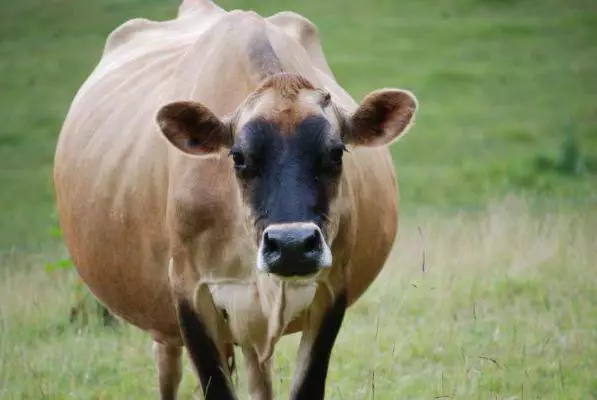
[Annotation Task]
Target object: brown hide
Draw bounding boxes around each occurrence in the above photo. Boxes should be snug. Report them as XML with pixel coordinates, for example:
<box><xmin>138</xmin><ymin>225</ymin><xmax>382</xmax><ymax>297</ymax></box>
<box><xmin>54</xmin><ymin>0</ymin><xmax>404</xmax><ymax>360</ymax></box>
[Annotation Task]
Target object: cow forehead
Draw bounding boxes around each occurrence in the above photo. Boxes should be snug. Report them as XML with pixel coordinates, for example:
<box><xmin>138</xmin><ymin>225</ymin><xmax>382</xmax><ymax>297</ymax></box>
<box><xmin>239</xmin><ymin>115</ymin><xmax>337</xmax><ymax>158</ymax></box>
<box><xmin>237</xmin><ymin>87</ymin><xmax>338</xmax><ymax>135</ymax></box>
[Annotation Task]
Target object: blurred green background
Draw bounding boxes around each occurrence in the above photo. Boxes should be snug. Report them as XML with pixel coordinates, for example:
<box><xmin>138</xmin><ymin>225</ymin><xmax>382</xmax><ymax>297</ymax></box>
<box><xmin>0</xmin><ymin>0</ymin><xmax>596</xmax><ymax>250</ymax></box>
<box><xmin>1</xmin><ymin>2</ymin><xmax>596</xmax><ymax>398</ymax></box>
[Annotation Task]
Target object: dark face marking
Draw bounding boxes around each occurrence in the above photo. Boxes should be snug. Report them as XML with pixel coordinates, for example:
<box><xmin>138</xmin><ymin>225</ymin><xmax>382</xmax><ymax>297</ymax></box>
<box><xmin>230</xmin><ymin>116</ymin><xmax>345</xmax><ymax>241</ymax></box>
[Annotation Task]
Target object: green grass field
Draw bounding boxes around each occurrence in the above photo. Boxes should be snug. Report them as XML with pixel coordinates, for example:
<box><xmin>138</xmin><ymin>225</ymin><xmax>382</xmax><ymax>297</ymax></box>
<box><xmin>1</xmin><ymin>0</ymin><xmax>596</xmax><ymax>398</ymax></box>
<box><xmin>2</xmin><ymin>201</ymin><xmax>596</xmax><ymax>398</ymax></box>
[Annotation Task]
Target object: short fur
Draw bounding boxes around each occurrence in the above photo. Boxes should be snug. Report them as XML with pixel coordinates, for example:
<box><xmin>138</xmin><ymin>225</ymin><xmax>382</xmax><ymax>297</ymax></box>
<box><xmin>54</xmin><ymin>1</ymin><xmax>417</xmax><ymax>399</ymax></box>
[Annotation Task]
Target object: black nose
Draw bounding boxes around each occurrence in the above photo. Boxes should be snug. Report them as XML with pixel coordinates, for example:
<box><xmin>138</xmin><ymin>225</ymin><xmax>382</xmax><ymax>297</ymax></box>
<box><xmin>260</xmin><ymin>224</ymin><xmax>327</xmax><ymax>277</ymax></box>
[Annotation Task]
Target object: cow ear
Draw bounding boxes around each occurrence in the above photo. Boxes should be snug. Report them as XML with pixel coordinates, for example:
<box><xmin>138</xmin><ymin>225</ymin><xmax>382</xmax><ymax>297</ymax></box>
<box><xmin>156</xmin><ymin>101</ymin><xmax>233</xmax><ymax>155</ymax></box>
<box><xmin>344</xmin><ymin>89</ymin><xmax>418</xmax><ymax>147</ymax></box>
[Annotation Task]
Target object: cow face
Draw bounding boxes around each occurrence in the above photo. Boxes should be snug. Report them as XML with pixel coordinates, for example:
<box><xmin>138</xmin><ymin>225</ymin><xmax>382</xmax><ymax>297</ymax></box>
<box><xmin>157</xmin><ymin>74</ymin><xmax>417</xmax><ymax>279</ymax></box>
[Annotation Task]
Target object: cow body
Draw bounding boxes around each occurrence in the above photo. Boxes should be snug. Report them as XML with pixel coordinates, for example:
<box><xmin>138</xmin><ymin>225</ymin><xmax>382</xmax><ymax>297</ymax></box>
<box><xmin>54</xmin><ymin>1</ymin><xmax>417</xmax><ymax>399</ymax></box>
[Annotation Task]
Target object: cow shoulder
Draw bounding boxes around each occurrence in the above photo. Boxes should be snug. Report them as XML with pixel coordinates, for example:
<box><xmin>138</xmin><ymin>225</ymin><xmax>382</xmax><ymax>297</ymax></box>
<box><xmin>178</xmin><ymin>0</ymin><xmax>222</xmax><ymax>17</ymax></box>
<box><xmin>103</xmin><ymin>18</ymin><xmax>160</xmax><ymax>56</ymax></box>
<box><xmin>103</xmin><ymin>3</ymin><xmax>225</xmax><ymax>58</ymax></box>
<box><xmin>267</xmin><ymin>12</ymin><xmax>317</xmax><ymax>44</ymax></box>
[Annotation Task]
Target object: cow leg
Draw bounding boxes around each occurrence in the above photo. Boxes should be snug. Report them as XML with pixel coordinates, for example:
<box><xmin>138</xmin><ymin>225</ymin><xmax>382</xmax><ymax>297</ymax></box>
<box><xmin>153</xmin><ymin>341</ymin><xmax>183</xmax><ymax>400</ymax></box>
<box><xmin>169</xmin><ymin>256</ymin><xmax>236</xmax><ymax>400</ymax></box>
<box><xmin>241</xmin><ymin>346</ymin><xmax>273</xmax><ymax>400</ymax></box>
<box><xmin>290</xmin><ymin>289</ymin><xmax>348</xmax><ymax>400</ymax></box>
<box><xmin>175</xmin><ymin>297</ymin><xmax>236</xmax><ymax>400</ymax></box>
<box><xmin>225</xmin><ymin>342</ymin><xmax>237</xmax><ymax>383</ymax></box>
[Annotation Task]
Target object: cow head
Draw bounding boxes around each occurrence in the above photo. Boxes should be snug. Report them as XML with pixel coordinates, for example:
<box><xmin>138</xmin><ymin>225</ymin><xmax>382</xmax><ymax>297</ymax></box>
<box><xmin>157</xmin><ymin>74</ymin><xmax>417</xmax><ymax>279</ymax></box>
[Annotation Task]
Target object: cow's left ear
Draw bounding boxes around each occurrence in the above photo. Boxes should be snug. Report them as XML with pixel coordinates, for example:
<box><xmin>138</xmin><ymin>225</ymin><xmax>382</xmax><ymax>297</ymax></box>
<box><xmin>344</xmin><ymin>89</ymin><xmax>418</xmax><ymax>147</ymax></box>
<box><xmin>156</xmin><ymin>101</ymin><xmax>233</xmax><ymax>156</ymax></box>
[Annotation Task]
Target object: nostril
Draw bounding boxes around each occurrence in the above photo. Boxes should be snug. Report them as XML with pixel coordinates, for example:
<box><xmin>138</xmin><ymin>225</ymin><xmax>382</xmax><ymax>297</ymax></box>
<box><xmin>303</xmin><ymin>231</ymin><xmax>320</xmax><ymax>254</ymax></box>
<box><xmin>263</xmin><ymin>232</ymin><xmax>279</xmax><ymax>254</ymax></box>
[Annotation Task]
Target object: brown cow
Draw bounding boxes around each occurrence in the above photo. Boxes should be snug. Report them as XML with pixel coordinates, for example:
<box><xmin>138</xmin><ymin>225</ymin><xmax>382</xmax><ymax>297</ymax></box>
<box><xmin>53</xmin><ymin>1</ymin><xmax>418</xmax><ymax>399</ymax></box>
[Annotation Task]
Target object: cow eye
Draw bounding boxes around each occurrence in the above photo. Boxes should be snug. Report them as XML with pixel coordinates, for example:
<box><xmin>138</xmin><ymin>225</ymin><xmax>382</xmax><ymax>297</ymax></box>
<box><xmin>230</xmin><ymin>149</ymin><xmax>245</xmax><ymax>167</ymax></box>
<box><xmin>329</xmin><ymin>144</ymin><xmax>346</xmax><ymax>165</ymax></box>
<box><xmin>229</xmin><ymin>148</ymin><xmax>246</xmax><ymax>168</ymax></box>
<box><xmin>229</xmin><ymin>147</ymin><xmax>259</xmax><ymax>179</ymax></box>
<box><xmin>232</xmin><ymin>152</ymin><xmax>245</xmax><ymax>167</ymax></box>
<box><xmin>323</xmin><ymin>144</ymin><xmax>346</xmax><ymax>175</ymax></box>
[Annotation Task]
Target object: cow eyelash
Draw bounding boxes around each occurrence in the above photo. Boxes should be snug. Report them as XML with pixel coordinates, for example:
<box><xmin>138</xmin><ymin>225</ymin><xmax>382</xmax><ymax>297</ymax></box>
<box><xmin>229</xmin><ymin>149</ymin><xmax>245</xmax><ymax>167</ymax></box>
<box><xmin>329</xmin><ymin>144</ymin><xmax>347</xmax><ymax>164</ymax></box>
<box><xmin>229</xmin><ymin>148</ymin><xmax>260</xmax><ymax>179</ymax></box>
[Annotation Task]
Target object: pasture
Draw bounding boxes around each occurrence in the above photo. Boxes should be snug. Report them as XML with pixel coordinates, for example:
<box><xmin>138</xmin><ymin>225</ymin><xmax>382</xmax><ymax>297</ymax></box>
<box><xmin>0</xmin><ymin>0</ymin><xmax>596</xmax><ymax>398</ymax></box>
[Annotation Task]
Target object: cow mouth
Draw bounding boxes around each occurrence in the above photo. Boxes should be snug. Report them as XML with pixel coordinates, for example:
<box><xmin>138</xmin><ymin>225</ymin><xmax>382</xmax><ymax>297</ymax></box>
<box><xmin>270</xmin><ymin>265</ymin><xmax>321</xmax><ymax>279</ymax></box>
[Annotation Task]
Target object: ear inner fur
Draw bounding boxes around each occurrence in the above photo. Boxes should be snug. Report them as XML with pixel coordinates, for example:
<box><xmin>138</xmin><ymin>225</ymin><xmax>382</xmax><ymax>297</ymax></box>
<box><xmin>347</xmin><ymin>89</ymin><xmax>417</xmax><ymax>147</ymax></box>
<box><xmin>157</xmin><ymin>101</ymin><xmax>232</xmax><ymax>154</ymax></box>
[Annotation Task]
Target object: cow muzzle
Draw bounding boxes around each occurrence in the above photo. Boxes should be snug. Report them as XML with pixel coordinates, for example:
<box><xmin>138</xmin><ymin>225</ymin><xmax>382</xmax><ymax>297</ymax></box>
<box><xmin>257</xmin><ymin>222</ymin><xmax>332</xmax><ymax>278</ymax></box>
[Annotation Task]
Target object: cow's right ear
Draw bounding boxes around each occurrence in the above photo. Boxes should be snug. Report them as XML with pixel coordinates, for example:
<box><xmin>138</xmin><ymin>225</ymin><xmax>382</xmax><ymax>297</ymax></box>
<box><xmin>156</xmin><ymin>101</ymin><xmax>233</xmax><ymax>155</ymax></box>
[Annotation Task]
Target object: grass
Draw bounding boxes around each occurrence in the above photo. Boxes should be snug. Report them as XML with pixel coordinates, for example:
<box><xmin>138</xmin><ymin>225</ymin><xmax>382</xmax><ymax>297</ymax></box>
<box><xmin>1</xmin><ymin>200</ymin><xmax>596</xmax><ymax>399</ymax></box>
<box><xmin>1</xmin><ymin>0</ymin><xmax>596</xmax><ymax>398</ymax></box>
<box><xmin>0</xmin><ymin>0</ymin><xmax>596</xmax><ymax>249</ymax></box>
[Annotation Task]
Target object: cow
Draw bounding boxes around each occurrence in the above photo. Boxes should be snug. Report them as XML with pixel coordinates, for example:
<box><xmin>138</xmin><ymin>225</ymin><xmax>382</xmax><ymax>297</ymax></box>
<box><xmin>53</xmin><ymin>1</ymin><xmax>418</xmax><ymax>399</ymax></box>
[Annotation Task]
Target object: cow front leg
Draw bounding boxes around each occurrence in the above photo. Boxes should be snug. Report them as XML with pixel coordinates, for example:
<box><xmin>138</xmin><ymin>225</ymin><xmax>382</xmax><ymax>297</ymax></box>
<box><xmin>290</xmin><ymin>289</ymin><xmax>348</xmax><ymax>400</ymax></box>
<box><xmin>169</xmin><ymin>255</ymin><xmax>236</xmax><ymax>400</ymax></box>
<box><xmin>175</xmin><ymin>296</ymin><xmax>236</xmax><ymax>399</ymax></box>
<box><xmin>153</xmin><ymin>341</ymin><xmax>183</xmax><ymax>400</ymax></box>
<box><xmin>242</xmin><ymin>346</ymin><xmax>273</xmax><ymax>400</ymax></box>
